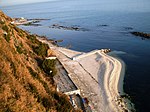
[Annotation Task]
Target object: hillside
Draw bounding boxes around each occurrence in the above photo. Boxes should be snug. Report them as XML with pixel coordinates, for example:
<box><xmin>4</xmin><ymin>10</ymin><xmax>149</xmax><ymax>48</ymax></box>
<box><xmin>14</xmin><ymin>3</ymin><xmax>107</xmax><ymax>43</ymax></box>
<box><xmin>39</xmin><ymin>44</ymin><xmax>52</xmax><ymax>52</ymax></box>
<box><xmin>0</xmin><ymin>10</ymin><xmax>76</xmax><ymax>112</ymax></box>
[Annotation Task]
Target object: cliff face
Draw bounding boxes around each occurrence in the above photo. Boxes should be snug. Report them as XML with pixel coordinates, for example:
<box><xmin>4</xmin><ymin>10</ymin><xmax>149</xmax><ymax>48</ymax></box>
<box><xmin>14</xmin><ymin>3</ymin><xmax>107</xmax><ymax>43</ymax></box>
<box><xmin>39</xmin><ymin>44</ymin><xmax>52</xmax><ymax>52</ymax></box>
<box><xmin>0</xmin><ymin>10</ymin><xmax>74</xmax><ymax>112</ymax></box>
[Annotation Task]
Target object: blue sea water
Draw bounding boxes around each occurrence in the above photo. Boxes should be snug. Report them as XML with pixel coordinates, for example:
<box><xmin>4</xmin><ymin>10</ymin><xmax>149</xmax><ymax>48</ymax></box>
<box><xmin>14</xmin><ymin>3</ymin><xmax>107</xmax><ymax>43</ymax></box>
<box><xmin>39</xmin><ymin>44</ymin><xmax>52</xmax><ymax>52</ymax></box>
<box><xmin>1</xmin><ymin>0</ymin><xmax>150</xmax><ymax>111</ymax></box>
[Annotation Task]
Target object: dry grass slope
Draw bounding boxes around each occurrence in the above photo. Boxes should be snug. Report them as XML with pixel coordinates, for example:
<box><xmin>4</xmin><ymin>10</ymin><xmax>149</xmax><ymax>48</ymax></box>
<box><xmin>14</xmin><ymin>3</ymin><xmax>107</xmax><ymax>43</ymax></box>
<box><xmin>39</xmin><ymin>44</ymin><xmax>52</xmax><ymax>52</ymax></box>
<box><xmin>0</xmin><ymin>10</ymin><xmax>79</xmax><ymax>112</ymax></box>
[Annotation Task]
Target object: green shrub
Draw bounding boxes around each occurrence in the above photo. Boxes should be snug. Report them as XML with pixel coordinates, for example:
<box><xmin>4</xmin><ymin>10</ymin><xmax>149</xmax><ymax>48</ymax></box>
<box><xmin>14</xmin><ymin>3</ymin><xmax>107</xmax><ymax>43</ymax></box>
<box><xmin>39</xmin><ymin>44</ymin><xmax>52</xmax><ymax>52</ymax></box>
<box><xmin>15</xmin><ymin>46</ymin><xmax>23</xmax><ymax>54</ymax></box>
<box><xmin>27</xmin><ymin>67</ymin><xmax>39</xmax><ymax>79</ymax></box>
<box><xmin>33</xmin><ymin>43</ymin><xmax>49</xmax><ymax>57</ymax></box>
<box><xmin>27</xmin><ymin>66</ymin><xmax>52</xmax><ymax>95</ymax></box>
<box><xmin>14</xmin><ymin>26</ymin><xmax>21</xmax><ymax>33</ymax></box>
<box><xmin>18</xmin><ymin>32</ymin><xmax>24</xmax><ymax>37</ymax></box>
<box><xmin>4</xmin><ymin>33</ymin><xmax>10</xmax><ymax>42</ymax></box>
<box><xmin>14</xmin><ymin>27</ymin><xmax>25</xmax><ymax>37</ymax></box>
<box><xmin>40</xmin><ymin>81</ymin><xmax>51</xmax><ymax>95</ymax></box>
<box><xmin>51</xmin><ymin>92</ymin><xmax>73</xmax><ymax>111</ymax></box>
<box><xmin>28</xmin><ymin>83</ymin><xmax>38</xmax><ymax>94</ymax></box>
<box><xmin>25</xmin><ymin>82</ymin><xmax>52</xmax><ymax>110</ymax></box>
<box><xmin>26</xmin><ymin>34</ymin><xmax>41</xmax><ymax>45</ymax></box>
<box><xmin>20</xmin><ymin>42</ymin><xmax>23</xmax><ymax>47</ymax></box>
<box><xmin>10</xmin><ymin>62</ymin><xmax>17</xmax><ymax>79</ymax></box>
<box><xmin>25</xmin><ymin>83</ymin><xmax>43</xmax><ymax>102</ymax></box>
<box><xmin>41</xmin><ymin>97</ymin><xmax>52</xmax><ymax>110</ymax></box>
<box><xmin>42</xmin><ymin>59</ymin><xmax>57</xmax><ymax>77</ymax></box>
<box><xmin>2</xmin><ymin>25</ymin><xmax>9</xmax><ymax>32</ymax></box>
<box><xmin>27</xmin><ymin>35</ymin><xmax>38</xmax><ymax>43</ymax></box>
<box><xmin>0</xmin><ymin>20</ymin><xmax>5</xmax><ymax>24</ymax></box>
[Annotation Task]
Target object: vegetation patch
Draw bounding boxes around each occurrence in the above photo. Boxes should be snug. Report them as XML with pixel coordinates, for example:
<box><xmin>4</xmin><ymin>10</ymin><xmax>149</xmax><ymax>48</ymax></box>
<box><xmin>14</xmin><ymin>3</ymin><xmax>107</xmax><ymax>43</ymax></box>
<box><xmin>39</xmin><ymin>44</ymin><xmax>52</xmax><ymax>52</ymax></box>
<box><xmin>2</xmin><ymin>25</ymin><xmax>9</xmax><ymax>32</ymax></box>
<box><xmin>41</xmin><ymin>97</ymin><xmax>52</xmax><ymax>111</ymax></box>
<box><xmin>27</xmin><ymin>67</ymin><xmax>39</xmax><ymax>79</ymax></box>
<box><xmin>27</xmin><ymin>34</ymin><xmax>39</xmax><ymax>44</ymax></box>
<box><xmin>4</xmin><ymin>33</ymin><xmax>11</xmax><ymax>42</ymax></box>
<box><xmin>25</xmin><ymin>83</ymin><xmax>53</xmax><ymax>110</ymax></box>
<box><xmin>0</xmin><ymin>20</ymin><xmax>5</xmax><ymax>24</ymax></box>
<box><xmin>42</xmin><ymin>59</ymin><xmax>57</xmax><ymax>77</ymax></box>
<box><xmin>52</xmin><ymin>92</ymin><xmax>73</xmax><ymax>111</ymax></box>
<box><xmin>12</xmin><ymin>26</ymin><xmax>24</xmax><ymax>37</ymax></box>
<box><xmin>28</xmin><ymin>66</ymin><xmax>53</xmax><ymax>96</ymax></box>
<box><xmin>33</xmin><ymin>43</ymin><xmax>49</xmax><ymax>57</ymax></box>
<box><xmin>0</xmin><ymin>11</ymin><xmax>76</xmax><ymax>112</ymax></box>
<box><xmin>10</xmin><ymin>62</ymin><xmax>18</xmax><ymax>79</ymax></box>
<box><xmin>15</xmin><ymin>45</ymin><xmax>23</xmax><ymax>54</ymax></box>
<box><xmin>25</xmin><ymin>83</ymin><xmax>42</xmax><ymax>101</ymax></box>
<box><xmin>40</xmin><ymin>81</ymin><xmax>51</xmax><ymax>95</ymax></box>
<box><xmin>13</xmin><ymin>26</ymin><xmax>21</xmax><ymax>33</ymax></box>
<box><xmin>27</xmin><ymin>66</ymin><xmax>51</xmax><ymax>95</ymax></box>
<box><xmin>27</xmin><ymin>83</ymin><xmax>38</xmax><ymax>94</ymax></box>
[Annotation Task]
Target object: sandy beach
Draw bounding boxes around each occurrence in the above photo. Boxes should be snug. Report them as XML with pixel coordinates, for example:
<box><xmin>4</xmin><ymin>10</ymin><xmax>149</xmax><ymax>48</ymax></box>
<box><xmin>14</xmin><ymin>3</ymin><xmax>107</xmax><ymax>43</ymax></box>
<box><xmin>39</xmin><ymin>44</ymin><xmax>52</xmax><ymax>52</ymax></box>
<box><xmin>38</xmin><ymin>37</ymin><xmax>129</xmax><ymax>112</ymax></box>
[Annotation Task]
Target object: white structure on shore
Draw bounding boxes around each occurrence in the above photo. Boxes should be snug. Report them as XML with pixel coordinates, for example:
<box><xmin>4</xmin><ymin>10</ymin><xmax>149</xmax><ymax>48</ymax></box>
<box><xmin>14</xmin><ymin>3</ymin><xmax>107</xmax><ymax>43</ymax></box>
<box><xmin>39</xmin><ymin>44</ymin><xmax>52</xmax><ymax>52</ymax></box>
<box><xmin>46</xmin><ymin>56</ymin><xmax>57</xmax><ymax>60</ymax></box>
<box><xmin>72</xmin><ymin>49</ymin><xmax>111</xmax><ymax>60</ymax></box>
<box><xmin>65</xmin><ymin>90</ymin><xmax>80</xmax><ymax>95</ymax></box>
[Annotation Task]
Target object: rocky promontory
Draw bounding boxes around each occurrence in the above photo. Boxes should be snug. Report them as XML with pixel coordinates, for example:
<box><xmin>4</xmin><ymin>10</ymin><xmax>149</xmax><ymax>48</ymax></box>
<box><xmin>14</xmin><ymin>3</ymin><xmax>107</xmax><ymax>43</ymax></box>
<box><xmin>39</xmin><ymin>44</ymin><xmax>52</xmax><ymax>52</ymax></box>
<box><xmin>49</xmin><ymin>24</ymin><xmax>89</xmax><ymax>31</ymax></box>
<box><xmin>131</xmin><ymin>31</ymin><xmax>150</xmax><ymax>39</ymax></box>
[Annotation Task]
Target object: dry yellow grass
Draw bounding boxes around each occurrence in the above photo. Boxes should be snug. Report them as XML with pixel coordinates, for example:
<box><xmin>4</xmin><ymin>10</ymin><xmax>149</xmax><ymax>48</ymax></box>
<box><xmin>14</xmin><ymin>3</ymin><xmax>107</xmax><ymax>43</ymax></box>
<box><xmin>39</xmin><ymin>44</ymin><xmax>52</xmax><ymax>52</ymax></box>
<box><xmin>0</xmin><ymin>10</ymin><xmax>78</xmax><ymax>112</ymax></box>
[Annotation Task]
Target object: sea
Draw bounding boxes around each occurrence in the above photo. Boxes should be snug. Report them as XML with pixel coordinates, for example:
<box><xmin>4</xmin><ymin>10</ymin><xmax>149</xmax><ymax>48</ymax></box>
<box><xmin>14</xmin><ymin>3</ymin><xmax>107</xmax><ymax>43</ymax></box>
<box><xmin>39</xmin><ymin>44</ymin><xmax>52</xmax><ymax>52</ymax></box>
<box><xmin>1</xmin><ymin>0</ymin><xmax>150</xmax><ymax>111</ymax></box>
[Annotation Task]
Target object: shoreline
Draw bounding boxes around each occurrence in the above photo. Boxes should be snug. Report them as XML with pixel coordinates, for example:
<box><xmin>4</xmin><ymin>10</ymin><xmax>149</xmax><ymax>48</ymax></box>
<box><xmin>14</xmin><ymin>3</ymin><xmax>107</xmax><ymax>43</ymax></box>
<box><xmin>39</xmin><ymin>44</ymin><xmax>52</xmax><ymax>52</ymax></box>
<box><xmin>98</xmin><ymin>52</ymin><xmax>128</xmax><ymax>112</ymax></box>
<box><xmin>37</xmin><ymin>37</ymin><xmax>131</xmax><ymax>112</ymax></box>
<box><xmin>108</xmin><ymin>53</ymin><xmax>135</xmax><ymax>111</ymax></box>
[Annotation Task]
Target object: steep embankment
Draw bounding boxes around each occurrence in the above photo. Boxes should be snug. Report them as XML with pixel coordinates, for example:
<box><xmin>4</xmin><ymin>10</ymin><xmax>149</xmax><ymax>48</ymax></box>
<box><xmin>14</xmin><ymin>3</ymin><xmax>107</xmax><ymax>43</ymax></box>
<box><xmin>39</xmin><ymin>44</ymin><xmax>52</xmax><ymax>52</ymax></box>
<box><xmin>0</xmin><ymin>10</ymin><xmax>75</xmax><ymax>112</ymax></box>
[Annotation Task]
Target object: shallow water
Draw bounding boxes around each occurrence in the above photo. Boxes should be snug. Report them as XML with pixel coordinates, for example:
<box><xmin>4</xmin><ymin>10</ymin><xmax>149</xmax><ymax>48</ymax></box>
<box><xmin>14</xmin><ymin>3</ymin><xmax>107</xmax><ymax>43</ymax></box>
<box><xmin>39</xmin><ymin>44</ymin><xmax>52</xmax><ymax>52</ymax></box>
<box><xmin>1</xmin><ymin>0</ymin><xmax>150</xmax><ymax>111</ymax></box>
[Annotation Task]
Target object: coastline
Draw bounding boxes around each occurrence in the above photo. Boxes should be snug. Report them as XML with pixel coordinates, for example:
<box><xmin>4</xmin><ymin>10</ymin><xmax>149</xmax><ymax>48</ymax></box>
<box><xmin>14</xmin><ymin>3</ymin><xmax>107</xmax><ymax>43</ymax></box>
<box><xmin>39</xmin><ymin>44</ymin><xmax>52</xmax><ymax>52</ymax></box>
<box><xmin>37</xmin><ymin>37</ymin><xmax>130</xmax><ymax>112</ymax></box>
<box><xmin>98</xmin><ymin>52</ymin><xmax>129</xmax><ymax>112</ymax></box>
<box><xmin>108</xmin><ymin>53</ymin><xmax>135</xmax><ymax>111</ymax></box>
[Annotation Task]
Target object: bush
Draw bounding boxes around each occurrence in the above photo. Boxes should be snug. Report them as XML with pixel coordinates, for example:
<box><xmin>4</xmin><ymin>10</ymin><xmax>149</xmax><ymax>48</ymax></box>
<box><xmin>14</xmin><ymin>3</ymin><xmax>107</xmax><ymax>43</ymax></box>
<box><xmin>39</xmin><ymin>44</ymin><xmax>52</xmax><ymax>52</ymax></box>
<box><xmin>27</xmin><ymin>35</ymin><xmax>39</xmax><ymax>44</ymax></box>
<box><xmin>10</xmin><ymin>62</ymin><xmax>18</xmax><ymax>79</ymax></box>
<box><xmin>27</xmin><ymin>66</ymin><xmax>52</xmax><ymax>95</ymax></box>
<box><xmin>0</xmin><ymin>20</ymin><xmax>5</xmax><ymax>24</ymax></box>
<box><xmin>27</xmin><ymin>67</ymin><xmax>39</xmax><ymax>79</ymax></box>
<box><xmin>18</xmin><ymin>32</ymin><xmax>24</xmax><ymax>37</ymax></box>
<box><xmin>4</xmin><ymin>33</ymin><xmax>10</xmax><ymax>42</ymax></box>
<box><xmin>41</xmin><ymin>97</ymin><xmax>52</xmax><ymax>110</ymax></box>
<box><xmin>25</xmin><ymin>83</ymin><xmax>52</xmax><ymax>110</ymax></box>
<box><xmin>33</xmin><ymin>43</ymin><xmax>49</xmax><ymax>57</ymax></box>
<box><xmin>28</xmin><ymin>83</ymin><xmax>38</xmax><ymax>94</ymax></box>
<box><xmin>40</xmin><ymin>80</ymin><xmax>49</xmax><ymax>91</ymax></box>
<box><xmin>2</xmin><ymin>25</ymin><xmax>9</xmax><ymax>32</ymax></box>
<box><xmin>42</xmin><ymin>59</ymin><xmax>57</xmax><ymax>77</ymax></box>
<box><xmin>26</xmin><ymin>83</ymin><xmax>43</xmax><ymax>102</ymax></box>
<box><xmin>15</xmin><ymin>46</ymin><xmax>23</xmax><ymax>54</ymax></box>
<box><xmin>14</xmin><ymin>26</ymin><xmax>21</xmax><ymax>33</ymax></box>
<box><xmin>51</xmin><ymin>92</ymin><xmax>73</xmax><ymax>111</ymax></box>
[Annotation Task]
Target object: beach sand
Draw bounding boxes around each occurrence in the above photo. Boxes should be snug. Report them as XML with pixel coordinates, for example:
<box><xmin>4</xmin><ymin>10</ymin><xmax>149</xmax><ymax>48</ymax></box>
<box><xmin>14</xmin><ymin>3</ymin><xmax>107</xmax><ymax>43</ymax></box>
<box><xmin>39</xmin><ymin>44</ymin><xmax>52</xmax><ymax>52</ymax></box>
<box><xmin>38</xmin><ymin>37</ymin><xmax>129</xmax><ymax>112</ymax></box>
